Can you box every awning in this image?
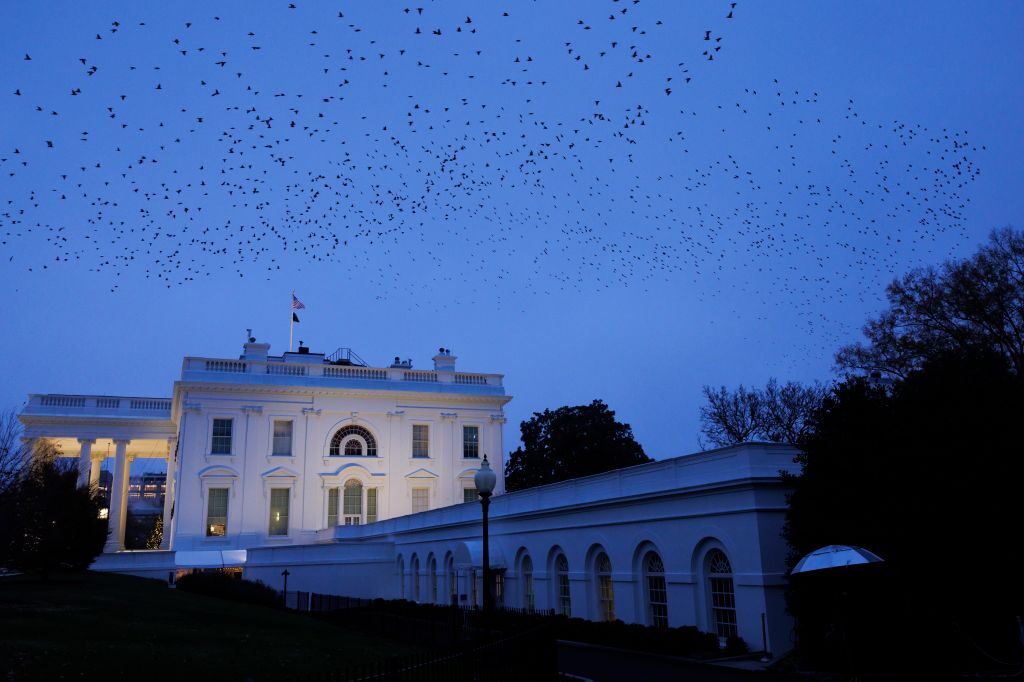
[174,549,248,568]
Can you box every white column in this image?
[104,439,131,553]
[77,439,95,488]
[159,436,177,550]
[89,456,102,489]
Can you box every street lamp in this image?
[474,454,497,613]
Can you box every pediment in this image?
[261,465,300,479]
[197,464,239,479]
[405,467,439,479]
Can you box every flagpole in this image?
[289,291,294,352]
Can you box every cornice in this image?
[173,380,512,406]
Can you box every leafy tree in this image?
[784,349,1024,670]
[836,227,1024,379]
[504,400,652,492]
[0,442,107,576]
[699,379,826,448]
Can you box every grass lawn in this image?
[0,571,423,681]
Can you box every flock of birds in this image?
[1,1,984,363]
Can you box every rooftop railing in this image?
[24,394,173,418]
[182,358,504,389]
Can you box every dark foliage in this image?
[784,349,1024,672]
[836,227,1024,379]
[0,447,106,576]
[504,400,652,492]
[175,570,282,608]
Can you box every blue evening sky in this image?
[1,1,1022,465]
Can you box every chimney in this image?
[242,341,270,362]
[432,347,456,372]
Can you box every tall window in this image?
[595,552,615,622]
[706,549,738,641]
[644,551,669,628]
[462,425,479,458]
[398,557,405,599]
[411,487,429,514]
[206,488,228,537]
[411,555,420,602]
[412,424,429,458]
[343,480,362,525]
[272,420,293,456]
[555,553,571,616]
[469,569,478,608]
[366,488,378,523]
[327,487,339,527]
[521,555,535,611]
[268,488,289,536]
[447,555,456,605]
[329,426,377,457]
[463,487,478,504]
[429,556,438,603]
[211,418,233,455]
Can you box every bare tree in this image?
[699,380,826,448]
[699,384,762,448]
[0,409,25,494]
[836,227,1024,379]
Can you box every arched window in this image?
[329,426,377,457]
[521,554,535,611]
[411,555,420,602]
[706,549,737,641]
[555,553,571,616]
[342,480,362,525]
[446,555,456,606]
[595,552,615,622]
[644,551,669,628]
[429,555,438,603]
[397,556,405,599]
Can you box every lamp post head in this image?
[474,455,497,496]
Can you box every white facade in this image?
[19,340,799,652]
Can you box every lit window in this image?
[206,488,228,537]
[268,488,289,536]
[462,426,479,458]
[327,487,339,527]
[412,487,429,514]
[595,552,615,622]
[463,487,478,504]
[556,554,571,616]
[707,549,738,641]
[211,419,233,455]
[272,420,293,456]
[366,488,378,523]
[644,551,669,628]
[412,425,429,458]
[329,426,377,457]
[521,555,535,611]
[343,479,362,525]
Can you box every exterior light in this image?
[473,455,496,496]
[474,455,497,613]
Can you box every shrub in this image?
[175,571,281,608]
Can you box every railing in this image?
[40,395,87,408]
[130,398,172,410]
[181,358,503,389]
[267,363,307,376]
[26,394,173,418]
[324,366,388,380]
[205,360,247,373]
[403,370,438,383]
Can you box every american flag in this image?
[292,294,305,311]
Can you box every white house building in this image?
[18,339,799,653]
